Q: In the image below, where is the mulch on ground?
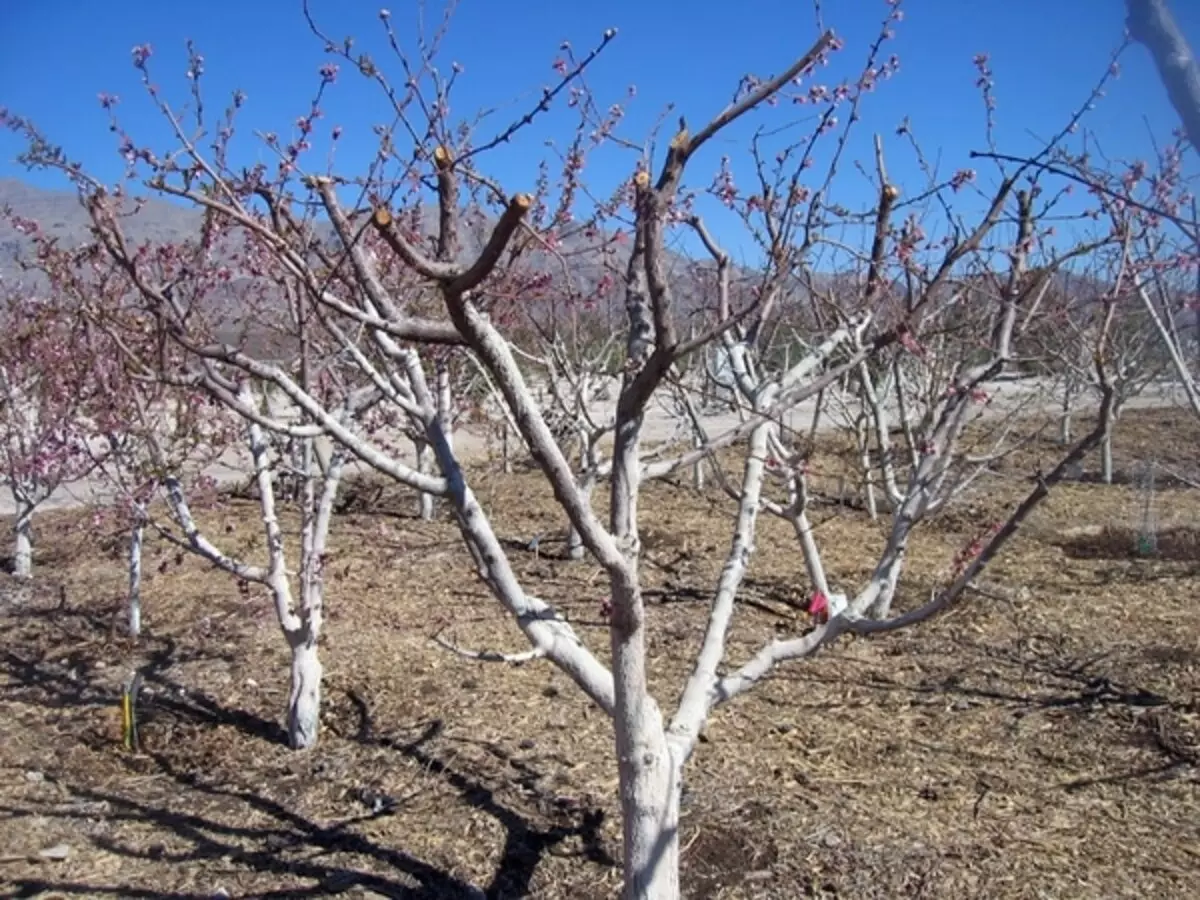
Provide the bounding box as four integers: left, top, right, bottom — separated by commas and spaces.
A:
2, 407, 1198, 898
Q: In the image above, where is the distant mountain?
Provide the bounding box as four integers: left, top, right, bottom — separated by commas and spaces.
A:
0, 178, 208, 286
0, 177, 738, 322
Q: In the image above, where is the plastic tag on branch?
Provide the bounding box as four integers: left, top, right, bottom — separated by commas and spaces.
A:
807, 590, 847, 622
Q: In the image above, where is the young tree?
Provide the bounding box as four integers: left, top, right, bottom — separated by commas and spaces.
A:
10, 120, 370, 748
0, 285, 105, 580
1032, 251, 1170, 482
90, 379, 242, 639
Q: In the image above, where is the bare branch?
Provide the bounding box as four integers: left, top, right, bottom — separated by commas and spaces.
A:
433, 629, 548, 665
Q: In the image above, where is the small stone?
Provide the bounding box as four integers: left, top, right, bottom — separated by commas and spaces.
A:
38, 843, 70, 861
24, 770, 45, 783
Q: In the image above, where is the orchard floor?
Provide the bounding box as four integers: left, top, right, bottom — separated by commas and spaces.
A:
2, 407, 1200, 899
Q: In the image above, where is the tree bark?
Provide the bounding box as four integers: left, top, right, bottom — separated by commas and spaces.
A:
12, 501, 33, 580
501, 420, 513, 474
616, 727, 682, 900
286, 636, 322, 750
1059, 384, 1074, 444
416, 439, 435, 520
128, 514, 145, 638
855, 415, 879, 520
567, 436, 599, 561
1127, 0, 1200, 153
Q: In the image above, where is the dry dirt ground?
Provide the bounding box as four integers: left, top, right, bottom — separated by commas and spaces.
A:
2, 408, 1199, 899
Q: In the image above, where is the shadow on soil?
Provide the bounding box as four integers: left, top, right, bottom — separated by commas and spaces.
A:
1, 597, 615, 899
803, 635, 1200, 791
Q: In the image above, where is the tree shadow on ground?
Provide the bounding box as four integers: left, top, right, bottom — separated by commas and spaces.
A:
2, 601, 616, 898
4, 755, 480, 898
1, 615, 286, 746
343, 693, 616, 899
6, 715, 615, 898
817, 636, 1200, 791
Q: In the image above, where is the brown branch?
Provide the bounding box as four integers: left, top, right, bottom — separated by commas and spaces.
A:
968, 150, 1199, 240
864, 135, 899, 306
311, 176, 461, 343
432, 145, 460, 263
449, 193, 534, 295
454, 27, 619, 166
656, 30, 837, 193
371, 206, 461, 281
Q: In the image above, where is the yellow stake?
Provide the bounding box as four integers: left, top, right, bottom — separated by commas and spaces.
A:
120, 679, 139, 752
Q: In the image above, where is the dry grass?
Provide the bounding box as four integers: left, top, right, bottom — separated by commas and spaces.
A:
2, 407, 1199, 899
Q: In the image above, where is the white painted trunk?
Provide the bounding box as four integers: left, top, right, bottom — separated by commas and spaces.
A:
615, 708, 682, 899
416, 439, 435, 520
866, 554, 904, 619
128, 517, 145, 638
437, 363, 454, 453
12, 505, 33, 580
566, 524, 584, 560
855, 519, 911, 621
287, 640, 322, 750
792, 509, 830, 598
1059, 384, 1074, 445
1101, 432, 1114, 485
856, 419, 878, 521
568, 439, 599, 562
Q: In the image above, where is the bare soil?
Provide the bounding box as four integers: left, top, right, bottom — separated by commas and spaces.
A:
2, 407, 1199, 899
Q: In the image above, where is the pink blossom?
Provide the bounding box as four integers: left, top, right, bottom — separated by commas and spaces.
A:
949, 169, 976, 192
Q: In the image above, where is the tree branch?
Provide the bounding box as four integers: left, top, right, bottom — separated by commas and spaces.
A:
1127, 0, 1200, 152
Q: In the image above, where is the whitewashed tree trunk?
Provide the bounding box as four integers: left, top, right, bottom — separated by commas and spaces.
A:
1059, 383, 1075, 444
617, 717, 682, 899
1127, 0, 1200, 152
12, 497, 33, 580
791, 506, 830, 599
128, 509, 145, 638
286, 634, 322, 749
854, 415, 878, 520
1101, 431, 1114, 484
861, 531, 908, 620
567, 434, 599, 561
416, 438, 435, 520
161, 387, 346, 751
437, 360, 454, 452
566, 516, 586, 561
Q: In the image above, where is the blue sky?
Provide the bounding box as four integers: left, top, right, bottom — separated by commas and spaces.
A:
1, 0, 1197, 263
